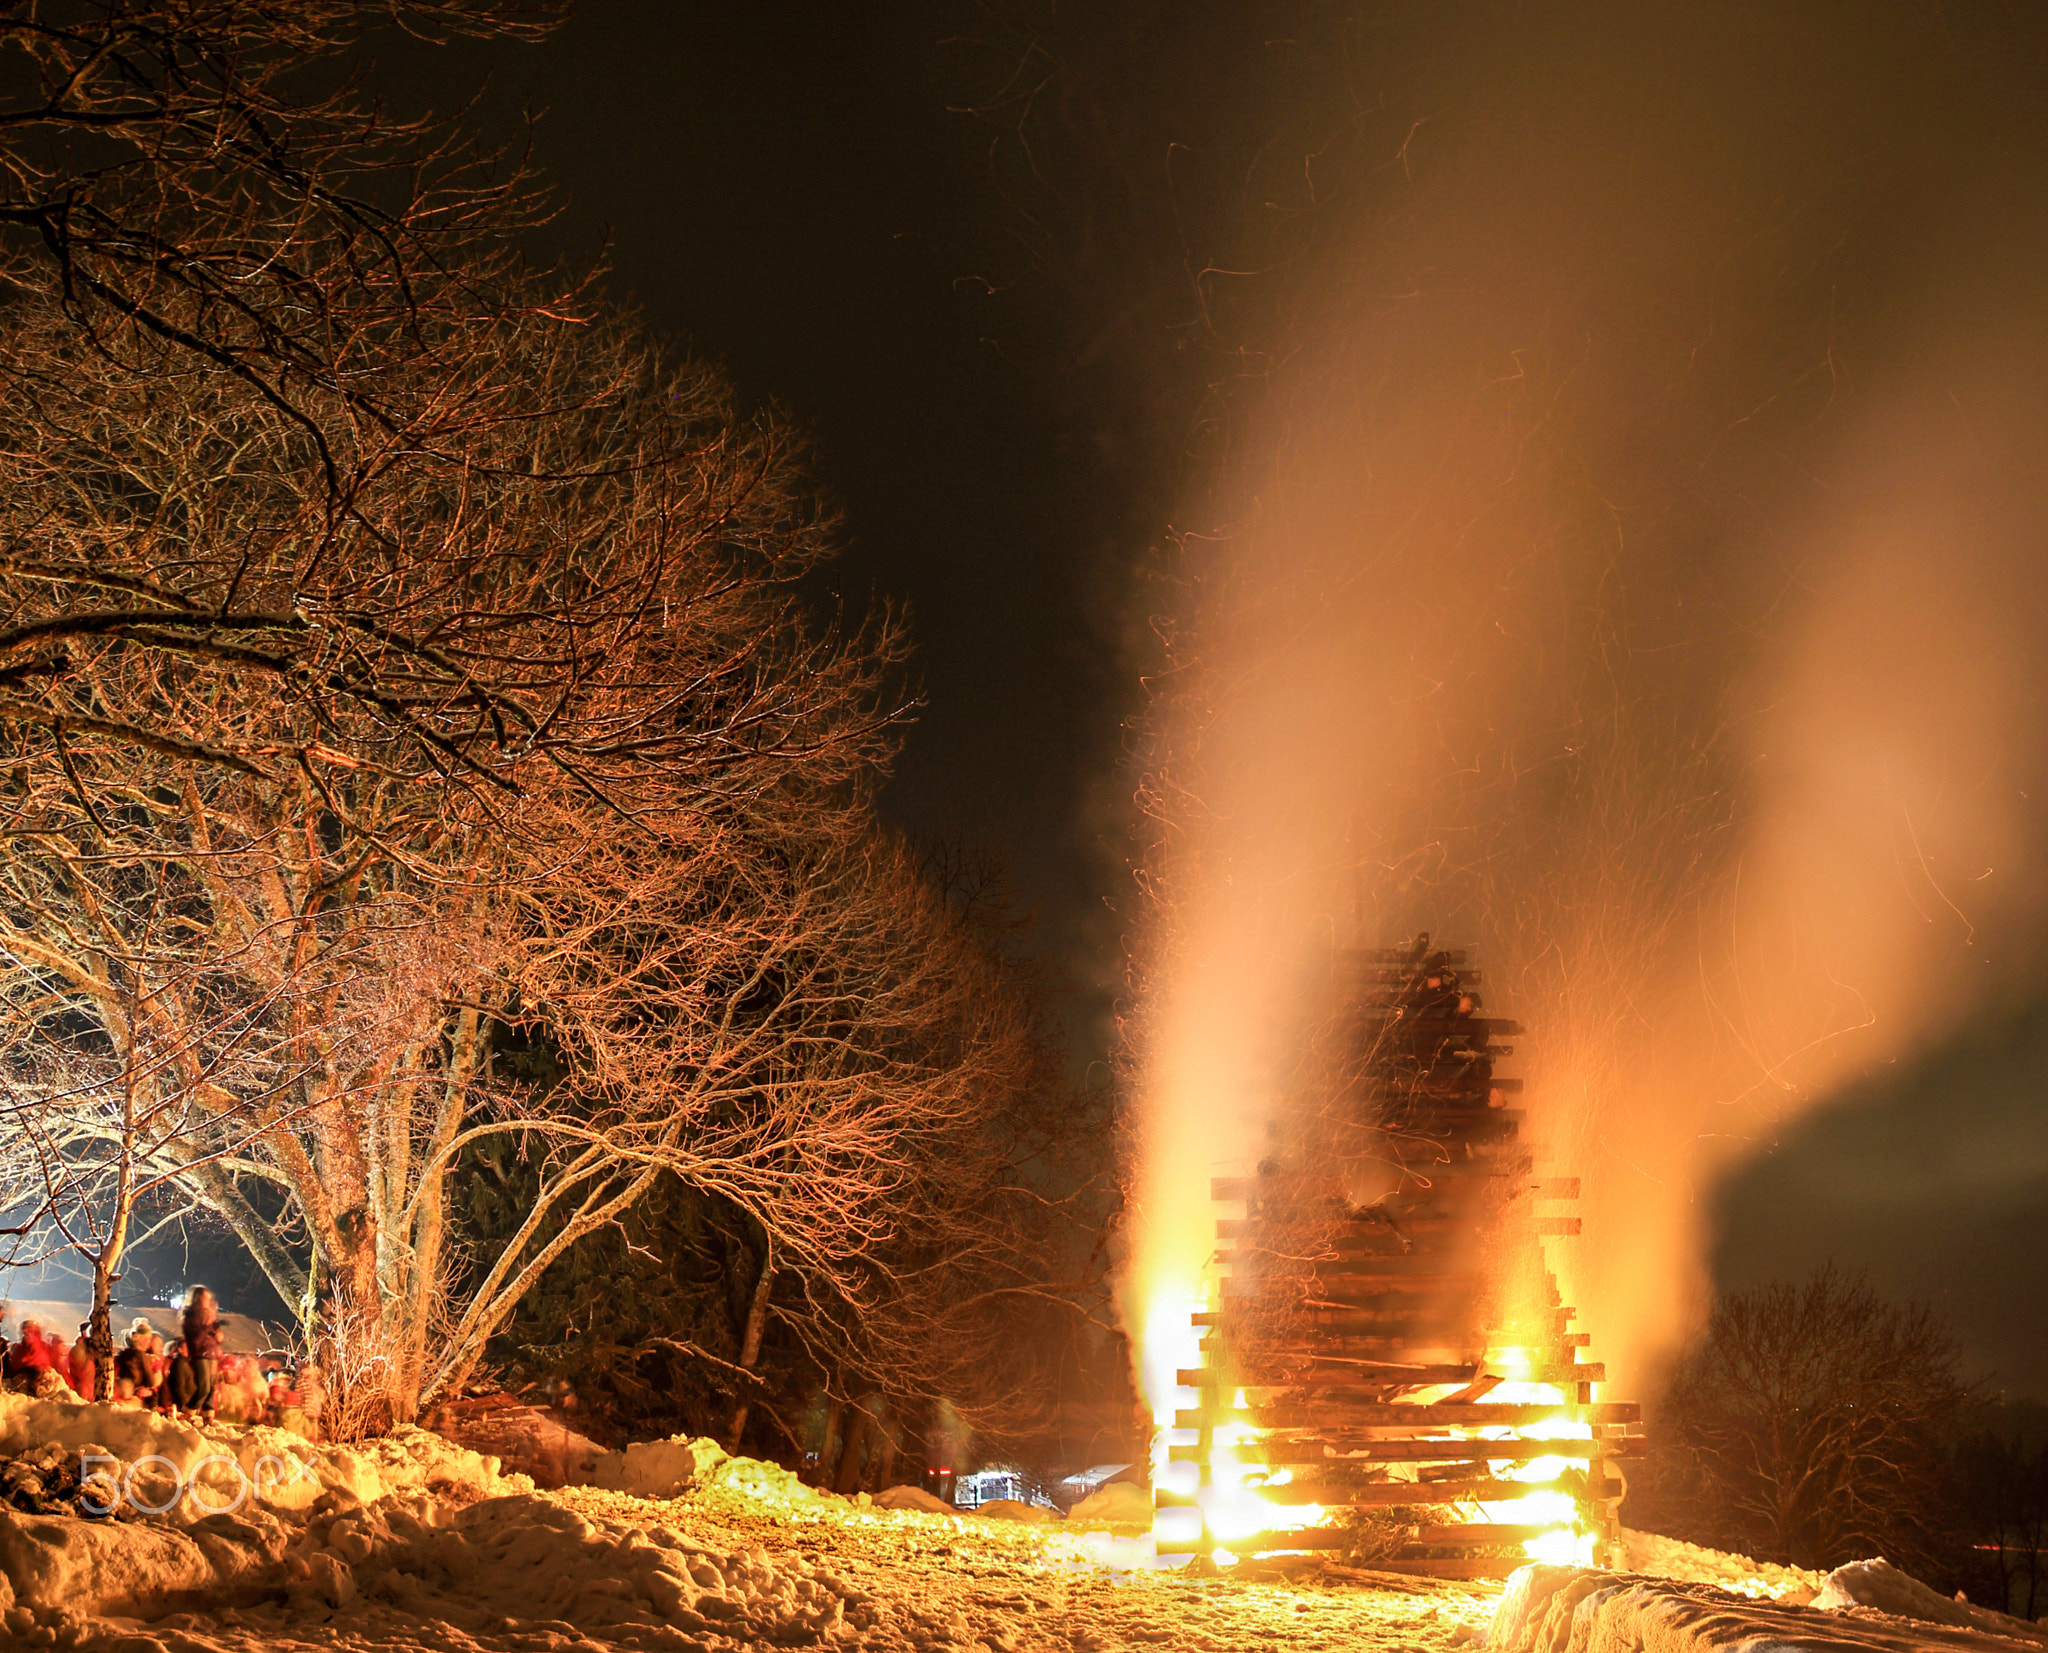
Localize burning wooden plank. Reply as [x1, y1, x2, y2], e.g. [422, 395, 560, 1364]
[1158, 939, 1638, 1576]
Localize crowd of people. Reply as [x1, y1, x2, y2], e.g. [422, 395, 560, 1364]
[1, 1289, 325, 1440]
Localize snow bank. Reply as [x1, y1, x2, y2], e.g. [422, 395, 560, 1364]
[1069, 1482, 1152, 1525]
[702, 1451, 839, 1512]
[432, 1491, 865, 1643]
[1491, 1563, 2044, 1653]
[973, 1498, 1061, 1524]
[874, 1483, 954, 1513]
[18, 1485, 896, 1648]
[0, 1390, 522, 1628]
[1817, 1559, 2048, 1647]
[589, 1433, 728, 1499]
[0, 1504, 284, 1619]
[1620, 1527, 1826, 1602]
[0, 1390, 510, 1517]
[427, 1394, 607, 1488]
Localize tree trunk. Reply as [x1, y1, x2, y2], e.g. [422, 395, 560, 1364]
[726, 1231, 774, 1450]
[871, 1417, 897, 1493]
[834, 1403, 875, 1495]
[87, 1249, 119, 1404]
[818, 1398, 847, 1488]
[90, 1040, 141, 1401]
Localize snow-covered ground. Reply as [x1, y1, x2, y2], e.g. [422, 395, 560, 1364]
[1619, 1526, 1827, 1601]
[1491, 1558, 2048, 1653]
[0, 1389, 1502, 1653]
[2, 1390, 2044, 1653]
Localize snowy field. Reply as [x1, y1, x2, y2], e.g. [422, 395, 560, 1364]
[1, 1418, 1498, 1652]
[2, 1390, 2044, 1653]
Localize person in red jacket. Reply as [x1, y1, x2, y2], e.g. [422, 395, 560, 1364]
[6, 1319, 54, 1386]
[181, 1287, 223, 1422]
[43, 1332, 73, 1393]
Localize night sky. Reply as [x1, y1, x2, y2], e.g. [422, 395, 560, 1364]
[375, 1, 1149, 1083]
[361, 3, 2048, 1402]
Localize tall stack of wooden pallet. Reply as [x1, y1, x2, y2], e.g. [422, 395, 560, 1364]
[1155, 938, 1641, 1577]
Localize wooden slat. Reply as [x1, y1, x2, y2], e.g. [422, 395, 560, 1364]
[1188, 1313, 1469, 1336]
[1393, 1114, 1521, 1139]
[1215, 1255, 1487, 1285]
[1157, 1530, 1557, 1566]
[1412, 1523, 1550, 1545]
[1169, 1435, 1642, 1467]
[1381, 1556, 1531, 1580]
[1173, 1401, 1641, 1427]
[1178, 1364, 1491, 1387]
[1215, 1221, 1412, 1246]
[1155, 1528, 1349, 1557]
[1221, 1279, 1477, 1302]
[1343, 968, 1480, 985]
[1200, 1475, 1623, 1509]
[1210, 1156, 1533, 1201]
[1214, 1250, 1475, 1276]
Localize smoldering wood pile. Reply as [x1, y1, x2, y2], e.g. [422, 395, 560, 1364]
[1155, 938, 1642, 1578]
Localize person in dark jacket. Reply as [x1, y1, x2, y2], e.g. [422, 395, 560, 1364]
[114, 1321, 156, 1405]
[181, 1287, 222, 1422]
[164, 1338, 199, 1416]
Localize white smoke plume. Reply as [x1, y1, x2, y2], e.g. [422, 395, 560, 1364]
[1117, 2, 2048, 1406]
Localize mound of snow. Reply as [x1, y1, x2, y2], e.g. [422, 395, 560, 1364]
[427, 1394, 606, 1489]
[0, 1503, 294, 1619]
[973, 1498, 1061, 1523]
[1818, 1558, 2048, 1646]
[590, 1433, 728, 1499]
[1069, 1481, 1152, 1524]
[874, 1483, 954, 1513]
[702, 1452, 840, 1514]
[366, 1491, 869, 1644]
[0, 1391, 510, 1518]
[1492, 1563, 2038, 1653]
[1620, 1526, 1826, 1602]
[0, 1391, 523, 1623]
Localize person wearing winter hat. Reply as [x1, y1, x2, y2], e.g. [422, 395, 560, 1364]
[114, 1320, 157, 1405]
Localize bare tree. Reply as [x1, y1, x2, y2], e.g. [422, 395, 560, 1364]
[0, 737, 1080, 1428]
[0, 839, 399, 1392]
[712, 843, 1113, 1480]
[0, 2, 899, 811]
[1643, 1266, 1972, 1570]
[466, 843, 1115, 1476]
[0, 3, 1056, 1446]
[1953, 1418, 2048, 1620]
[0, 203, 916, 1420]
